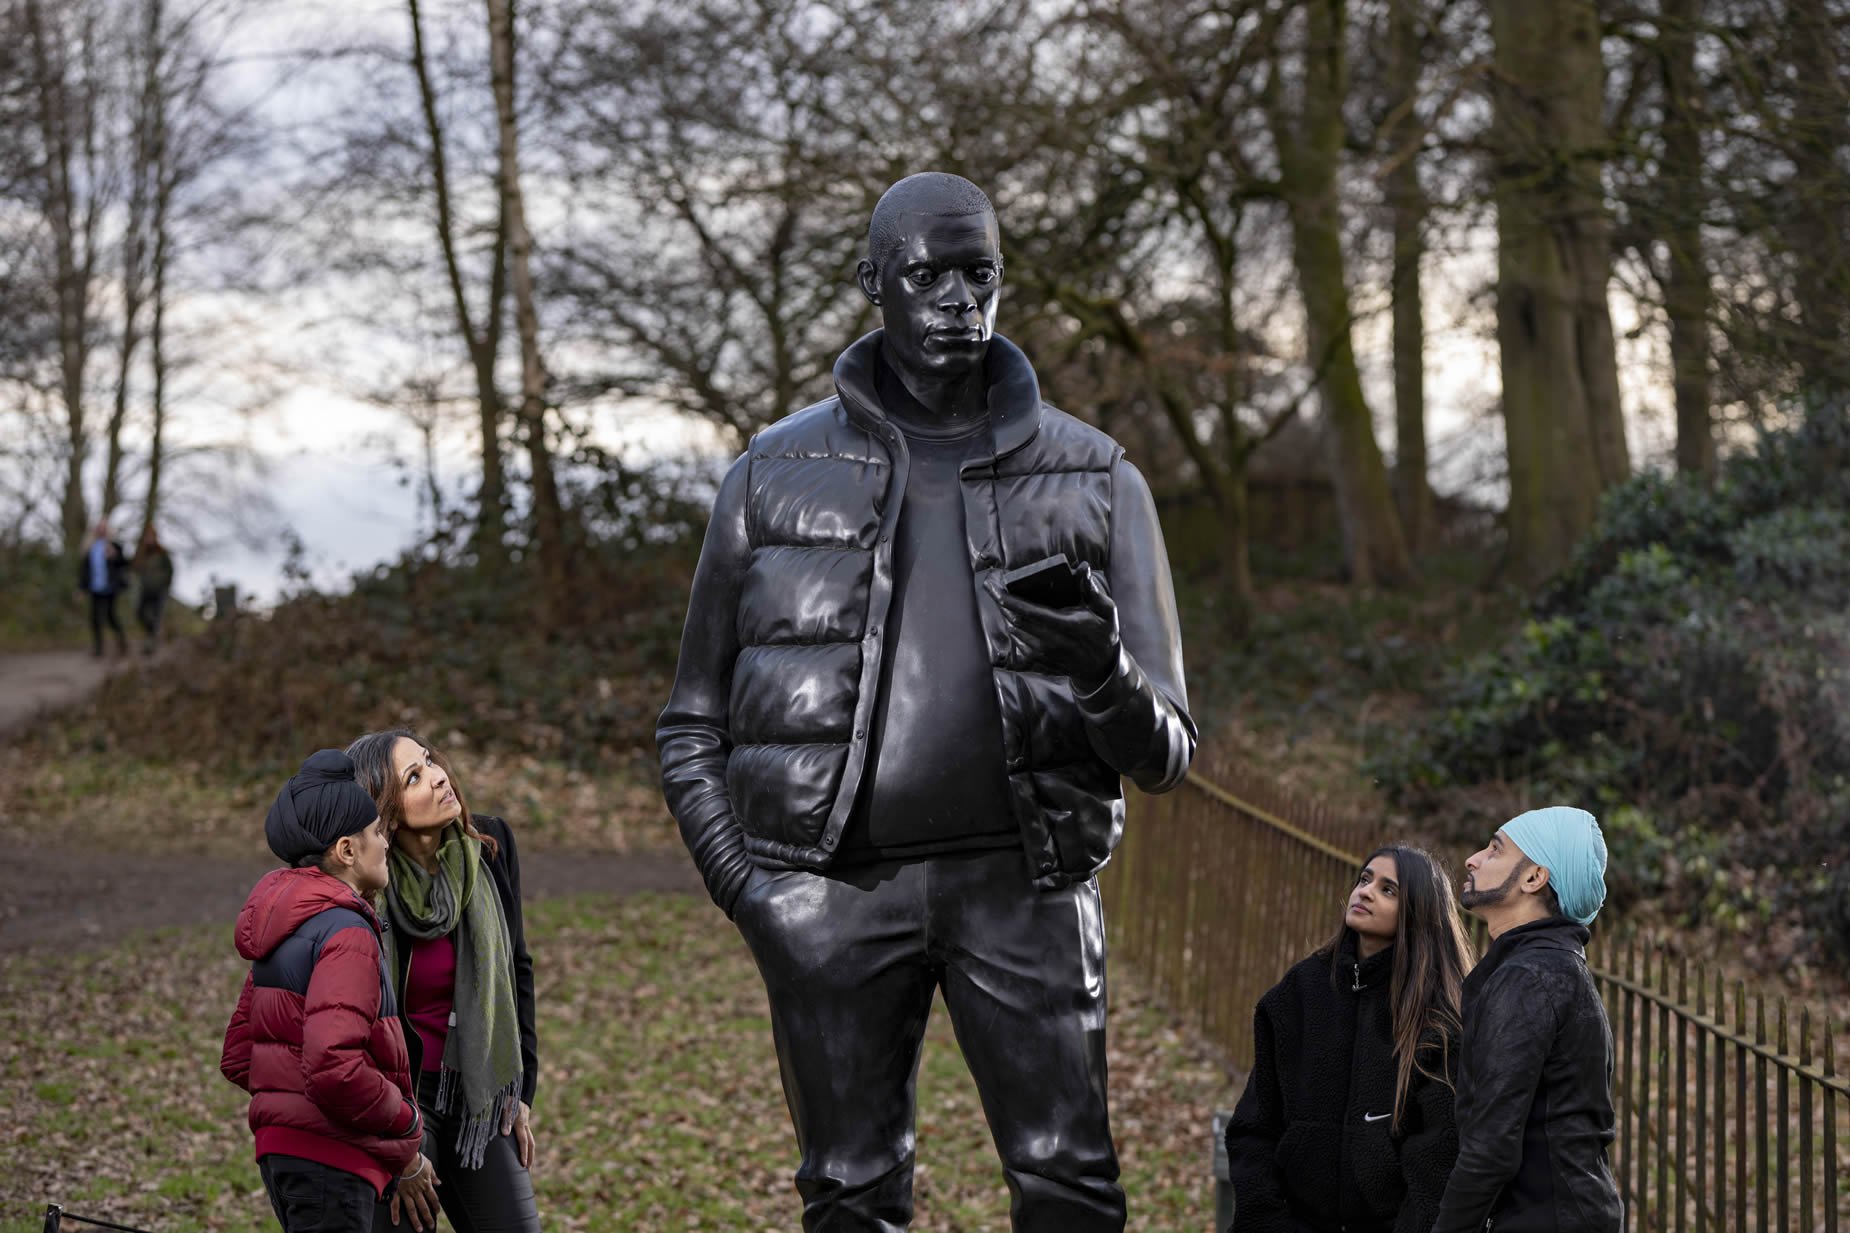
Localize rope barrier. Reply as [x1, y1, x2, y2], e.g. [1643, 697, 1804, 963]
[43, 1204, 160, 1233]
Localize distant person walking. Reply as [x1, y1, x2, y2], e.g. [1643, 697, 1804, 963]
[1432, 806, 1622, 1233]
[75, 519, 129, 657]
[132, 525, 174, 653]
[348, 728, 540, 1233]
[221, 750, 427, 1233]
[1225, 844, 1472, 1233]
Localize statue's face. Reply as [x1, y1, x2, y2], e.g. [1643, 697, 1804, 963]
[860, 210, 1002, 386]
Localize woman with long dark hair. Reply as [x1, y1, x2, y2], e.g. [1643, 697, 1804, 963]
[346, 729, 539, 1233]
[1224, 844, 1472, 1233]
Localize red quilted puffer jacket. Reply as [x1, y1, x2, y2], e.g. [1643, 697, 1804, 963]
[220, 868, 422, 1197]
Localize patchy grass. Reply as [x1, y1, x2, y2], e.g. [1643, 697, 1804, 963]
[2, 893, 1237, 1233]
[0, 746, 678, 857]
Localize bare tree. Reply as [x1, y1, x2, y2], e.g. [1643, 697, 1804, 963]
[1657, 0, 1715, 476]
[485, 0, 568, 605]
[1261, 0, 1414, 587]
[1781, 0, 1850, 395]
[1490, 0, 1630, 584]
[20, 0, 112, 551]
[101, 0, 163, 521]
[407, 0, 510, 557]
[545, 0, 877, 443]
[1382, 0, 1436, 544]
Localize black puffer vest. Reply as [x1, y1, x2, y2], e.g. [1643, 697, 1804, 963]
[728, 330, 1125, 889]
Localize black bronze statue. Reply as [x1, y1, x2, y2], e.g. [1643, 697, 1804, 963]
[657, 172, 1196, 1232]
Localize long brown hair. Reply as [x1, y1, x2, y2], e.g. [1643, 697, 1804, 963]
[1322, 844, 1473, 1132]
[345, 728, 500, 860]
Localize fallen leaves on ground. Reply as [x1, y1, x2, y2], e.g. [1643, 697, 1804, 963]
[2, 892, 1237, 1233]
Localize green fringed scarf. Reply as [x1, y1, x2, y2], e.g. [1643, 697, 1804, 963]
[383, 824, 522, 1169]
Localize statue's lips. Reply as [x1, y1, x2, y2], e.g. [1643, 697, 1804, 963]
[926, 330, 985, 346]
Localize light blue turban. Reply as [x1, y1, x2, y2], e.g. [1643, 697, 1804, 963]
[1502, 806, 1609, 926]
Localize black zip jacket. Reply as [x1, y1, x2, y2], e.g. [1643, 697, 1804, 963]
[657, 329, 1195, 915]
[1225, 937, 1459, 1233]
[383, 815, 538, 1109]
[1432, 916, 1621, 1233]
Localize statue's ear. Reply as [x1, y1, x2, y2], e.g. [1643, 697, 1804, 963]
[856, 257, 881, 306]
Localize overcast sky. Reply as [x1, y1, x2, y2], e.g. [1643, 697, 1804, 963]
[119, 0, 1680, 607]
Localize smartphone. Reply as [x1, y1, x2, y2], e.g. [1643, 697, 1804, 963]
[1002, 554, 1088, 608]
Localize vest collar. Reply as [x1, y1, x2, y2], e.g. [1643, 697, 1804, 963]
[833, 328, 1044, 459]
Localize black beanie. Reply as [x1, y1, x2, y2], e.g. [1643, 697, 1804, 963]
[265, 749, 379, 866]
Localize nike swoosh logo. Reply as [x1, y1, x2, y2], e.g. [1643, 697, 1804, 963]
[1363, 1112, 1390, 1122]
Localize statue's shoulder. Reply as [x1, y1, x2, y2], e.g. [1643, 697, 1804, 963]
[748, 396, 850, 457]
[1027, 400, 1124, 470]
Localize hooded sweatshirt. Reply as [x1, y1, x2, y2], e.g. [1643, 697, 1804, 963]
[221, 867, 422, 1196]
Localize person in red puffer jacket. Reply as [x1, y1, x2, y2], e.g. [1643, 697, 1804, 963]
[222, 749, 430, 1233]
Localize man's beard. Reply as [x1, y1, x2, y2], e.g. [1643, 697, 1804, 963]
[1460, 861, 1527, 910]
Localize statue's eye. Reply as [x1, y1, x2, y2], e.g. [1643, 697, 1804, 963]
[970, 266, 997, 284]
[907, 268, 936, 288]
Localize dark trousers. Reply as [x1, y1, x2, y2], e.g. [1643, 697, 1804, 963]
[135, 587, 167, 642]
[261, 1154, 378, 1233]
[734, 847, 1124, 1233]
[371, 1071, 540, 1233]
[89, 591, 125, 654]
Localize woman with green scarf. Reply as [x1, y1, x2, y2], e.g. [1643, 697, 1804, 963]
[347, 729, 539, 1233]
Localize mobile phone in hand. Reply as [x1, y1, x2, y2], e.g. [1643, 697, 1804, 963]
[1002, 554, 1088, 608]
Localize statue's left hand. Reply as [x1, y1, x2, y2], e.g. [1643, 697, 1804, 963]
[987, 562, 1120, 693]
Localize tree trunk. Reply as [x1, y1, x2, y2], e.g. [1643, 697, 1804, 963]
[408, 0, 508, 558]
[1659, 0, 1714, 478]
[25, 0, 97, 552]
[486, 0, 570, 610]
[1214, 462, 1256, 636]
[1489, 0, 1628, 585]
[1386, 0, 1432, 550]
[105, 0, 163, 522]
[1784, 0, 1850, 395]
[1269, 0, 1414, 588]
[141, 3, 171, 544]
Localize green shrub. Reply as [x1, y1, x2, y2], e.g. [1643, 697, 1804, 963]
[1373, 401, 1850, 955]
[44, 538, 697, 777]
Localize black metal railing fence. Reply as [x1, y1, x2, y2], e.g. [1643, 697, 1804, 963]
[1100, 747, 1847, 1230]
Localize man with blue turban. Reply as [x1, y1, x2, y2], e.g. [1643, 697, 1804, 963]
[1432, 806, 1624, 1232]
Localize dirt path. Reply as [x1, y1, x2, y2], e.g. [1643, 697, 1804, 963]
[0, 648, 705, 954]
[0, 648, 147, 739]
[0, 845, 702, 954]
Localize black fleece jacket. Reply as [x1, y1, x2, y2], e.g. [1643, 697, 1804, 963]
[1225, 936, 1459, 1233]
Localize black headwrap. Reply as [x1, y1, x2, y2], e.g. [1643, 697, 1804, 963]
[265, 749, 379, 866]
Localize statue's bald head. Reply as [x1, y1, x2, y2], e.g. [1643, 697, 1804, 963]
[867, 172, 998, 266]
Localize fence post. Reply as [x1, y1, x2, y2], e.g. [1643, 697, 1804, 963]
[43, 1206, 62, 1233]
[1211, 1109, 1233, 1232]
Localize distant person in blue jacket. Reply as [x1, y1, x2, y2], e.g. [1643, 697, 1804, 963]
[74, 519, 129, 657]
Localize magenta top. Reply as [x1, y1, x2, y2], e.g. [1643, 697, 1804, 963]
[404, 933, 456, 1072]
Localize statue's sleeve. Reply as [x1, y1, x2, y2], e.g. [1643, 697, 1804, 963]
[656, 451, 757, 917]
[1074, 456, 1197, 793]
